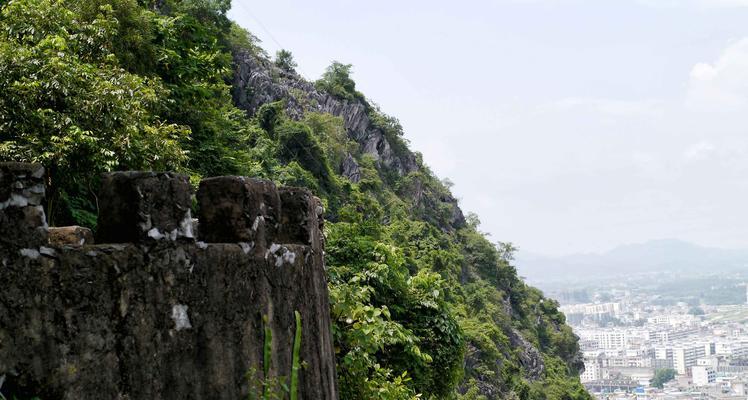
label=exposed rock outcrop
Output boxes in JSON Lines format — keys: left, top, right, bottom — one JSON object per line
{"left": 507, "top": 327, "right": 545, "bottom": 380}
{"left": 340, "top": 153, "right": 361, "bottom": 183}
{"left": 231, "top": 51, "right": 417, "bottom": 174}
{"left": 231, "top": 50, "right": 463, "bottom": 229}
{"left": 0, "top": 163, "right": 338, "bottom": 400}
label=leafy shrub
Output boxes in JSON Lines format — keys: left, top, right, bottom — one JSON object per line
{"left": 0, "top": 0, "right": 187, "bottom": 226}
{"left": 274, "top": 49, "right": 297, "bottom": 72}
{"left": 276, "top": 120, "right": 332, "bottom": 189}
{"left": 315, "top": 61, "right": 364, "bottom": 102}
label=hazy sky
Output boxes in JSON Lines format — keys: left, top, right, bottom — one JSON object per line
{"left": 229, "top": 0, "right": 748, "bottom": 256}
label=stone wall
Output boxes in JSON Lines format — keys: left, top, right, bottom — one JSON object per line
{"left": 0, "top": 163, "right": 338, "bottom": 400}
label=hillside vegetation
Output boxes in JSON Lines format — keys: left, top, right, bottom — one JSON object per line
{"left": 0, "top": 0, "right": 589, "bottom": 398}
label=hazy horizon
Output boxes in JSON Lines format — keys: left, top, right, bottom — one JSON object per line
{"left": 230, "top": 0, "right": 748, "bottom": 256}
{"left": 519, "top": 237, "right": 748, "bottom": 258}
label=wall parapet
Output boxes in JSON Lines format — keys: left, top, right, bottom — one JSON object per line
{"left": 0, "top": 163, "right": 338, "bottom": 400}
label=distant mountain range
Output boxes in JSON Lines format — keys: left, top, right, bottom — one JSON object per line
{"left": 515, "top": 239, "right": 748, "bottom": 285}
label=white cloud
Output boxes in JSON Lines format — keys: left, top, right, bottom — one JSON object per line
{"left": 686, "top": 38, "right": 748, "bottom": 111}
{"left": 683, "top": 141, "right": 716, "bottom": 161}
{"left": 690, "top": 63, "right": 718, "bottom": 80}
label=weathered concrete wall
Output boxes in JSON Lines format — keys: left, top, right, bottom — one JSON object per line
{"left": 0, "top": 163, "right": 338, "bottom": 400}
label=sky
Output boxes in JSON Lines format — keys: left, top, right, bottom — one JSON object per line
{"left": 229, "top": 0, "right": 748, "bottom": 256}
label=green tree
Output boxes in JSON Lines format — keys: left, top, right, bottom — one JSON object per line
{"left": 651, "top": 369, "right": 676, "bottom": 389}
{"left": 275, "top": 49, "right": 297, "bottom": 72}
{"left": 315, "top": 61, "right": 362, "bottom": 101}
{"left": 146, "top": 0, "right": 250, "bottom": 179}
{"left": 689, "top": 306, "right": 705, "bottom": 316}
{"left": 0, "top": 0, "right": 186, "bottom": 226}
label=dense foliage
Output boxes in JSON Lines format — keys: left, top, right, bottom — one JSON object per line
{"left": 0, "top": 0, "right": 589, "bottom": 398}
{"left": 651, "top": 369, "right": 676, "bottom": 389}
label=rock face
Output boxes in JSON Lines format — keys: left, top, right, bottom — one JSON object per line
{"left": 508, "top": 327, "right": 545, "bottom": 380}
{"left": 231, "top": 51, "right": 418, "bottom": 176}
{"left": 231, "top": 50, "right": 465, "bottom": 230}
{"left": 340, "top": 153, "right": 361, "bottom": 183}
{"left": 0, "top": 163, "right": 338, "bottom": 400}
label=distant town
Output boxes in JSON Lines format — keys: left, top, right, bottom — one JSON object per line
{"left": 546, "top": 271, "right": 748, "bottom": 400}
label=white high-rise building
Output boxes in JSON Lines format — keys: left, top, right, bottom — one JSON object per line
{"left": 578, "top": 329, "right": 627, "bottom": 350}
{"left": 691, "top": 365, "right": 716, "bottom": 386}
{"left": 673, "top": 343, "right": 706, "bottom": 375}
{"left": 715, "top": 341, "right": 748, "bottom": 358}
{"left": 580, "top": 355, "right": 604, "bottom": 383}
{"left": 654, "top": 346, "right": 673, "bottom": 369}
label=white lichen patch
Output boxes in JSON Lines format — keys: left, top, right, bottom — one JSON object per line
{"left": 29, "top": 183, "right": 44, "bottom": 194}
{"left": 275, "top": 248, "right": 296, "bottom": 267}
{"left": 147, "top": 228, "right": 164, "bottom": 240}
{"left": 171, "top": 304, "right": 192, "bottom": 331}
{"left": 239, "top": 242, "right": 254, "bottom": 254}
{"left": 0, "top": 193, "right": 30, "bottom": 210}
{"left": 251, "top": 215, "right": 264, "bottom": 231}
{"left": 144, "top": 212, "right": 193, "bottom": 241}
{"left": 196, "top": 241, "right": 208, "bottom": 250}
{"left": 19, "top": 248, "right": 40, "bottom": 259}
{"left": 39, "top": 246, "right": 57, "bottom": 258}
{"left": 177, "top": 211, "right": 194, "bottom": 239}
{"left": 265, "top": 243, "right": 281, "bottom": 260}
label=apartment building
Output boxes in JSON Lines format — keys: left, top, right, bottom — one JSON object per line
{"left": 673, "top": 343, "right": 707, "bottom": 375}
{"left": 691, "top": 365, "right": 716, "bottom": 386}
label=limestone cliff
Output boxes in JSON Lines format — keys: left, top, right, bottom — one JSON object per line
{"left": 231, "top": 50, "right": 466, "bottom": 231}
